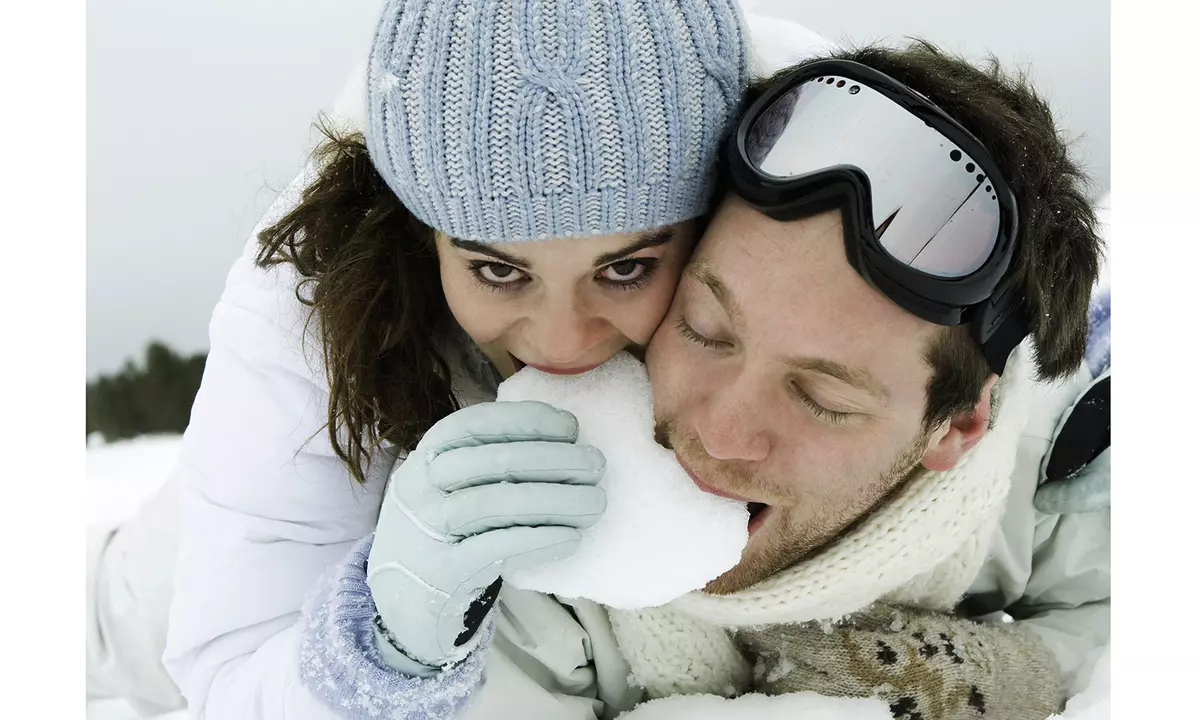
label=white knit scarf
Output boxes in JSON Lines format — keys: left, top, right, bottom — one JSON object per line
{"left": 607, "top": 343, "right": 1040, "bottom": 699}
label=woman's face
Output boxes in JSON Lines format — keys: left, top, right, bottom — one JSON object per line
{"left": 437, "top": 222, "right": 698, "bottom": 378}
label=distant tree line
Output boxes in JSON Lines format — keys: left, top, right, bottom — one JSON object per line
{"left": 86, "top": 342, "right": 207, "bottom": 442}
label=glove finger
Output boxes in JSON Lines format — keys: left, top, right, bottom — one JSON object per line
{"left": 437, "top": 482, "right": 606, "bottom": 539}
{"left": 419, "top": 401, "right": 578, "bottom": 456}
{"left": 429, "top": 441, "right": 605, "bottom": 492}
{"left": 454, "top": 525, "right": 584, "bottom": 580}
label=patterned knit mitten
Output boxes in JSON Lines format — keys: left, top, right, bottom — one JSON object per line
{"left": 735, "top": 603, "right": 1062, "bottom": 720}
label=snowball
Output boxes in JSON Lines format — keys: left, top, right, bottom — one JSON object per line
{"left": 615, "top": 692, "right": 891, "bottom": 720}
{"left": 498, "top": 352, "right": 749, "bottom": 609}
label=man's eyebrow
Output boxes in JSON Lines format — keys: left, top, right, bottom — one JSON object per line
{"left": 686, "top": 259, "right": 888, "bottom": 402}
{"left": 594, "top": 227, "right": 675, "bottom": 266}
{"left": 684, "top": 259, "right": 741, "bottom": 322}
{"left": 789, "top": 357, "right": 890, "bottom": 403}
{"left": 449, "top": 238, "right": 529, "bottom": 269}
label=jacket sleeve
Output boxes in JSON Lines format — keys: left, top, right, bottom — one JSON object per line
{"left": 963, "top": 364, "right": 1110, "bottom": 701}
{"left": 1006, "top": 507, "right": 1110, "bottom": 699}
{"left": 1008, "top": 364, "right": 1111, "bottom": 699}
{"left": 87, "top": 478, "right": 187, "bottom": 716}
{"left": 160, "top": 165, "right": 402, "bottom": 717}
{"left": 159, "top": 167, "right": 609, "bottom": 718}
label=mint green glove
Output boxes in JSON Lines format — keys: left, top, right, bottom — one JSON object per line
{"left": 366, "top": 401, "right": 606, "bottom": 675}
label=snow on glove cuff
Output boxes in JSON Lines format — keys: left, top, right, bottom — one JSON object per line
{"left": 299, "top": 534, "right": 495, "bottom": 719}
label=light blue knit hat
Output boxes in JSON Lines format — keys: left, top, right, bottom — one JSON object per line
{"left": 365, "top": 0, "right": 747, "bottom": 243}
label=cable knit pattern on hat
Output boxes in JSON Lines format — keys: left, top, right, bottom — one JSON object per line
{"left": 365, "top": 0, "right": 747, "bottom": 243}
{"left": 608, "top": 342, "right": 1041, "bottom": 700}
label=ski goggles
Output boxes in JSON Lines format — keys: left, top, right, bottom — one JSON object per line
{"left": 725, "top": 59, "right": 1026, "bottom": 374}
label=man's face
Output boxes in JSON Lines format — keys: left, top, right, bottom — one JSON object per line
{"left": 647, "top": 196, "right": 957, "bottom": 594}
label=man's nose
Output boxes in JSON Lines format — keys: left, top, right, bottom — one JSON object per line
{"left": 693, "top": 371, "right": 771, "bottom": 463}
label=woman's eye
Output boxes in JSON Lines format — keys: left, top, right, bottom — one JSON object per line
{"left": 603, "top": 260, "right": 645, "bottom": 281}
{"left": 477, "top": 263, "right": 524, "bottom": 284}
{"left": 598, "top": 258, "right": 658, "bottom": 289}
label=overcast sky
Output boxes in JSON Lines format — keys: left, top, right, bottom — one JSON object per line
{"left": 87, "top": 0, "right": 1109, "bottom": 378}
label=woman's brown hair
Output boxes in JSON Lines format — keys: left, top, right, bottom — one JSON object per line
{"left": 257, "top": 123, "right": 461, "bottom": 484}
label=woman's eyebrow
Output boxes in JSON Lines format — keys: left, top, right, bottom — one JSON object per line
{"left": 593, "top": 227, "right": 675, "bottom": 266}
{"left": 449, "top": 238, "right": 530, "bottom": 269}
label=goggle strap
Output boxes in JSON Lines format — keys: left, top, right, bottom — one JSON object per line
{"left": 977, "top": 309, "right": 1028, "bottom": 376}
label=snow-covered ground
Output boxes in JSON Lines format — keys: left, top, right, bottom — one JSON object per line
{"left": 86, "top": 436, "right": 1109, "bottom": 719}
{"left": 87, "top": 434, "right": 183, "bottom": 527}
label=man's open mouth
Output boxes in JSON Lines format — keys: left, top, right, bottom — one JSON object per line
{"left": 675, "top": 454, "right": 771, "bottom": 532}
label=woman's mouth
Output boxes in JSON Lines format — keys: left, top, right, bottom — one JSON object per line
{"left": 526, "top": 362, "right": 602, "bottom": 375}
{"left": 510, "top": 353, "right": 601, "bottom": 375}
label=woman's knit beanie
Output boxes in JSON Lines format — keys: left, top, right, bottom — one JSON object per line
{"left": 365, "top": 0, "right": 747, "bottom": 243}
